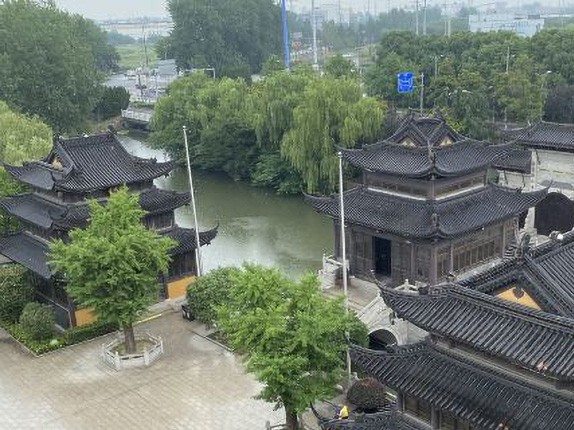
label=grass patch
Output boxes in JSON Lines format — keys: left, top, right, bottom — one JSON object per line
{"left": 116, "top": 44, "right": 159, "bottom": 71}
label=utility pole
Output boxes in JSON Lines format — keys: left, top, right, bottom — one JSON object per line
{"left": 281, "top": 0, "right": 290, "bottom": 69}
{"left": 338, "top": 152, "right": 352, "bottom": 387}
{"left": 338, "top": 0, "right": 342, "bottom": 24}
{"left": 420, "top": 72, "right": 425, "bottom": 114}
{"left": 182, "top": 126, "right": 203, "bottom": 277}
{"left": 415, "top": 0, "right": 419, "bottom": 36}
{"left": 505, "top": 45, "right": 510, "bottom": 129}
{"left": 423, "top": 0, "right": 427, "bottom": 36}
{"left": 312, "top": 0, "right": 319, "bottom": 70}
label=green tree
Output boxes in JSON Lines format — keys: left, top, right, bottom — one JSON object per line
{"left": 282, "top": 78, "right": 385, "bottom": 193}
{"left": 0, "top": 102, "right": 52, "bottom": 232}
{"left": 0, "top": 0, "right": 115, "bottom": 131}
{"left": 544, "top": 86, "right": 574, "bottom": 123}
{"left": 49, "top": 187, "right": 176, "bottom": 353}
{"left": 93, "top": 87, "right": 131, "bottom": 121}
{"left": 0, "top": 265, "right": 34, "bottom": 323}
{"left": 167, "top": 0, "right": 282, "bottom": 78}
{"left": 324, "top": 54, "right": 358, "bottom": 79}
{"left": 217, "top": 265, "right": 368, "bottom": 430}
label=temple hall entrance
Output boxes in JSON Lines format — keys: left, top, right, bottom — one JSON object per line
{"left": 374, "top": 237, "right": 392, "bottom": 278}
{"left": 369, "top": 329, "right": 398, "bottom": 350}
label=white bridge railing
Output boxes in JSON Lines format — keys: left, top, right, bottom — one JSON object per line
{"left": 121, "top": 109, "right": 153, "bottom": 124}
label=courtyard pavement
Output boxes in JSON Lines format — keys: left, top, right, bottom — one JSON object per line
{"left": 0, "top": 312, "right": 285, "bottom": 430}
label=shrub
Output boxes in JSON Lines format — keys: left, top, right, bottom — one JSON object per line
{"left": 63, "top": 321, "right": 119, "bottom": 344}
{"left": 187, "top": 267, "right": 240, "bottom": 325}
{"left": 19, "top": 302, "right": 56, "bottom": 341}
{"left": 0, "top": 265, "right": 34, "bottom": 322}
{"left": 93, "top": 86, "right": 130, "bottom": 120}
{"left": 347, "top": 378, "right": 387, "bottom": 412}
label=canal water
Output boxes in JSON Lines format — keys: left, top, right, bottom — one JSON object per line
{"left": 119, "top": 132, "right": 333, "bottom": 278}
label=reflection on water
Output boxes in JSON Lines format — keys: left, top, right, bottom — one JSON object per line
{"left": 119, "top": 133, "right": 333, "bottom": 278}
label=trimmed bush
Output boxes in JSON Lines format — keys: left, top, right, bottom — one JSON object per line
{"left": 347, "top": 378, "right": 387, "bottom": 412}
{"left": 19, "top": 302, "right": 56, "bottom": 341}
{"left": 63, "top": 321, "right": 119, "bottom": 344}
{"left": 187, "top": 267, "right": 240, "bottom": 325}
{"left": 0, "top": 265, "right": 34, "bottom": 322}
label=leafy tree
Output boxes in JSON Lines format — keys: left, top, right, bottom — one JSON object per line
{"left": 0, "top": 0, "right": 116, "bottom": 131}
{"left": 93, "top": 87, "right": 131, "bottom": 121}
{"left": 544, "top": 86, "right": 574, "bottom": 123}
{"left": 186, "top": 267, "right": 240, "bottom": 325}
{"left": 49, "top": 187, "right": 176, "bottom": 353}
{"left": 251, "top": 152, "right": 303, "bottom": 194}
{"left": 324, "top": 54, "right": 358, "bottom": 79}
{"left": 217, "top": 265, "right": 368, "bottom": 430}
{"left": 0, "top": 265, "right": 34, "bottom": 323}
{"left": 261, "top": 55, "right": 285, "bottom": 76}
{"left": 0, "top": 102, "right": 52, "bottom": 232}
{"left": 282, "top": 77, "right": 385, "bottom": 193}
{"left": 167, "top": 0, "right": 282, "bottom": 78}
{"left": 107, "top": 31, "right": 136, "bottom": 46}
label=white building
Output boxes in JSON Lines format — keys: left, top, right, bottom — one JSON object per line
{"left": 469, "top": 12, "right": 544, "bottom": 37}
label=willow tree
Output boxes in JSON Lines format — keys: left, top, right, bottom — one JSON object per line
{"left": 50, "top": 187, "right": 176, "bottom": 353}
{"left": 281, "top": 77, "right": 385, "bottom": 193}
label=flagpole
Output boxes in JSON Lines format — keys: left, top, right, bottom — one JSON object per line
{"left": 182, "top": 126, "right": 202, "bottom": 277}
{"left": 338, "top": 151, "right": 352, "bottom": 386}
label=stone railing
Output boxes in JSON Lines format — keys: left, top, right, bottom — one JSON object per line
{"left": 102, "top": 332, "right": 164, "bottom": 371}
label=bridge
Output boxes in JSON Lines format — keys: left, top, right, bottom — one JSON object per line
{"left": 121, "top": 108, "right": 153, "bottom": 130}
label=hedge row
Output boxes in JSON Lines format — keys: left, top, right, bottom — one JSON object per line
{"left": 1, "top": 320, "right": 119, "bottom": 356}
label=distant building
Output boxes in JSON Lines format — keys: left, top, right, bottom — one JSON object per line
{"left": 99, "top": 18, "right": 173, "bottom": 40}
{"left": 469, "top": 12, "right": 544, "bottom": 37}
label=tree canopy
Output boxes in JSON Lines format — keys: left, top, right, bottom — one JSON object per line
{"left": 166, "top": 0, "right": 282, "bottom": 79}
{"left": 0, "top": 0, "right": 117, "bottom": 131}
{"left": 217, "top": 265, "right": 368, "bottom": 430}
{"left": 49, "top": 187, "right": 175, "bottom": 353}
{"left": 151, "top": 70, "right": 385, "bottom": 194}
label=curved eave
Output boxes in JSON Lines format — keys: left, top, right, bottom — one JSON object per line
{"left": 380, "top": 285, "right": 574, "bottom": 381}
{"left": 167, "top": 225, "right": 219, "bottom": 255}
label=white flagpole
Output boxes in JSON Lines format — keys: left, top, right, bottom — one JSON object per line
{"left": 338, "top": 152, "right": 352, "bottom": 386}
{"left": 182, "top": 126, "right": 202, "bottom": 277}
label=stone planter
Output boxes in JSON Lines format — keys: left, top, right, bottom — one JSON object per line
{"left": 101, "top": 332, "right": 164, "bottom": 371}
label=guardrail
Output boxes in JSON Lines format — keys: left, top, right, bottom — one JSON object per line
{"left": 121, "top": 109, "right": 153, "bottom": 124}
{"left": 102, "top": 332, "right": 164, "bottom": 371}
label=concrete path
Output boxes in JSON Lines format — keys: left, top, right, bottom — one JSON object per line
{"left": 0, "top": 312, "right": 284, "bottom": 430}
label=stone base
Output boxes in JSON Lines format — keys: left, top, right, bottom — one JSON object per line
{"left": 102, "top": 333, "right": 164, "bottom": 371}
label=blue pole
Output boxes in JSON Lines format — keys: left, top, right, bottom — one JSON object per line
{"left": 282, "top": 0, "right": 290, "bottom": 69}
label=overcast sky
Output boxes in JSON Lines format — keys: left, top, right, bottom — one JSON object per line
{"left": 54, "top": 0, "right": 566, "bottom": 21}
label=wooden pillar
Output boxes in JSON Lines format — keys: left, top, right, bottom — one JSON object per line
{"left": 397, "top": 393, "right": 405, "bottom": 412}
{"left": 431, "top": 408, "right": 440, "bottom": 429}
{"left": 449, "top": 242, "right": 454, "bottom": 275}
{"left": 501, "top": 223, "right": 507, "bottom": 257}
{"left": 429, "top": 242, "right": 438, "bottom": 286}
{"left": 410, "top": 243, "right": 416, "bottom": 281}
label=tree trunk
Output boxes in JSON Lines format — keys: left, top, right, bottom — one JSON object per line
{"left": 285, "top": 406, "right": 299, "bottom": 430}
{"left": 123, "top": 322, "right": 136, "bottom": 354}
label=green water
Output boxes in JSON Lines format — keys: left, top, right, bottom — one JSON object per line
{"left": 120, "top": 133, "right": 333, "bottom": 278}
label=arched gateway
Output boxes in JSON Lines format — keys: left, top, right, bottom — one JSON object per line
{"left": 369, "top": 329, "right": 398, "bottom": 350}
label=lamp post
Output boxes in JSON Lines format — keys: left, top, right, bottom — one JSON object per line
{"left": 182, "top": 126, "right": 203, "bottom": 277}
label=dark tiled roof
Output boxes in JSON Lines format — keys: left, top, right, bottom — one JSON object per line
{"left": 388, "top": 115, "right": 465, "bottom": 147}
{"left": 351, "top": 342, "right": 574, "bottom": 430}
{"left": 306, "top": 185, "right": 547, "bottom": 239}
{"left": 381, "top": 285, "right": 574, "bottom": 380}
{"left": 5, "top": 133, "right": 175, "bottom": 192}
{"left": 505, "top": 121, "right": 574, "bottom": 151}
{"left": 341, "top": 141, "right": 512, "bottom": 178}
{"left": 0, "top": 233, "right": 51, "bottom": 278}
{"left": 166, "top": 226, "right": 218, "bottom": 255}
{"left": 493, "top": 149, "right": 532, "bottom": 174}
{"left": 317, "top": 410, "right": 424, "bottom": 430}
{"left": 0, "top": 188, "right": 190, "bottom": 231}
{"left": 460, "top": 231, "right": 574, "bottom": 318}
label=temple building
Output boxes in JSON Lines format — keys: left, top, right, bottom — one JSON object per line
{"left": 0, "top": 133, "right": 216, "bottom": 328}
{"left": 316, "top": 233, "right": 574, "bottom": 430}
{"left": 498, "top": 121, "right": 574, "bottom": 236}
{"left": 307, "top": 114, "right": 547, "bottom": 286}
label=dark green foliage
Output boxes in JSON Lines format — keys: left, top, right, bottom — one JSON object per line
{"left": 347, "top": 378, "right": 387, "bottom": 412}
{"left": 0, "top": 0, "right": 117, "bottom": 131}
{"left": 155, "top": 36, "right": 174, "bottom": 60}
{"left": 251, "top": 152, "right": 303, "bottom": 195}
{"left": 19, "top": 302, "right": 56, "bottom": 341}
{"left": 167, "top": 0, "right": 282, "bottom": 77}
{"left": 94, "top": 87, "right": 131, "bottom": 120}
{"left": 0, "top": 265, "right": 34, "bottom": 323}
{"left": 186, "top": 267, "right": 240, "bottom": 325}
{"left": 324, "top": 54, "right": 358, "bottom": 79}
{"left": 107, "top": 31, "right": 136, "bottom": 45}
{"left": 217, "top": 264, "right": 369, "bottom": 430}
{"left": 1, "top": 319, "right": 118, "bottom": 355}
{"left": 544, "top": 86, "right": 574, "bottom": 123}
